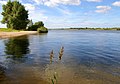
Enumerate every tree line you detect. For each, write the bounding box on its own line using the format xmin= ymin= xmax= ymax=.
xmin=1 ymin=0 xmax=48 ymax=33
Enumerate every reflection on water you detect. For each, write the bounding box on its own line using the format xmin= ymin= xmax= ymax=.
xmin=4 ymin=36 xmax=29 ymax=58
xmin=0 ymin=30 xmax=120 ymax=84
xmin=0 ymin=64 xmax=5 ymax=81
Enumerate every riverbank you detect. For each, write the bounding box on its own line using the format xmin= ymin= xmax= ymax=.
xmin=0 ymin=31 xmax=37 ymax=39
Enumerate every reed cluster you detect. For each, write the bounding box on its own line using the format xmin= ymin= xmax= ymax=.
xmin=49 ymin=46 xmax=64 ymax=84
xmin=50 ymin=46 xmax=64 ymax=63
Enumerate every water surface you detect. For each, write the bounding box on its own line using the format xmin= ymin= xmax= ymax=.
xmin=0 ymin=30 xmax=120 ymax=84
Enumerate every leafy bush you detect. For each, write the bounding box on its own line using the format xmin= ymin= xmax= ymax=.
xmin=37 ymin=27 xmax=48 ymax=33
xmin=27 ymin=25 xmax=38 ymax=31
xmin=34 ymin=21 xmax=44 ymax=28
xmin=27 ymin=21 xmax=44 ymax=31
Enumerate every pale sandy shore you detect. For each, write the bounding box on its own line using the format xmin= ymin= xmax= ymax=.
xmin=0 ymin=31 xmax=37 ymax=39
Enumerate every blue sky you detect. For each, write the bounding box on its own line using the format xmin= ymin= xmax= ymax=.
xmin=0 ymin=0 xmax=120 ymax=28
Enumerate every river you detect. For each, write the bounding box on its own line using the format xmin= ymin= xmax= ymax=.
xmin=0 ymin=30 xmax=120 ymax=84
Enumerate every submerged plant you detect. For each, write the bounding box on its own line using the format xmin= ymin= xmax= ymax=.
xmin=51 ymin=79 xmax=54 ymax=84
xmin=50 ymin=72 xmax=58 ymax=84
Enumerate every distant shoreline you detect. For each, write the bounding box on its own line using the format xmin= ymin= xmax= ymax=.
xmin=0 ymin=28 xmax=120 ymax=39
xmin=0 ymin=31 xmax=37 ymax=39
xmin=49 ymin=28 xmax=120 ymax=30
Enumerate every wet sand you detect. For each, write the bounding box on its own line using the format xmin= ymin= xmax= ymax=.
xmin=1 ymin=62 xmax=120 ymax=84
xmin=0 ymin=31 xmax=37 ymax=39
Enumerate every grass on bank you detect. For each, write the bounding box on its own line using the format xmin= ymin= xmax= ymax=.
xmin=0 ymin=28 xmax=20 ymax=32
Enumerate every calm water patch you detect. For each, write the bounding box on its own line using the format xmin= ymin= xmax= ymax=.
xmin=0 ymin=30 xmax=120 ymax=84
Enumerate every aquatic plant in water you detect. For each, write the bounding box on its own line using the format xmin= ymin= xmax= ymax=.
xmin=48 ymin=47 xmax=64 ymax=84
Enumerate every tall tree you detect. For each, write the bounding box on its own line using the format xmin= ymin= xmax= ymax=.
xmin=1 ymin=0 xmax=29 ymax=30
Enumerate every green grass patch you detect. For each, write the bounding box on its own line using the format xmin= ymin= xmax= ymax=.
xmin=0 ymin=28 xmax=20 ymax=32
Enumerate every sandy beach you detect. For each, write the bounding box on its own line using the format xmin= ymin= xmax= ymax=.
xmin=0 ymin=31 xmax=37 ymax=39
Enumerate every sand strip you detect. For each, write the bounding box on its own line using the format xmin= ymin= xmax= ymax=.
xmin=0 ymin=31 xmax=37 ymax=39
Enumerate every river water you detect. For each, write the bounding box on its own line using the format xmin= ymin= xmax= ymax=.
xmin=0 ymin=30 xmax=120 ymax=84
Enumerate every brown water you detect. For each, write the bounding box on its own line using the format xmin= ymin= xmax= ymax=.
xmin=0 ymin=30 xmax=120 ymax=84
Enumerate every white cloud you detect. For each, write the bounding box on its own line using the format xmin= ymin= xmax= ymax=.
xmin=24 ymin=4 xmax=35 ymax=11
xmin=19 ymin=0 xmax=23 ymax=3
xmin=95 ymin=6 xmax=111 ymax=13
xmin=86 ymin=0 xmax=102 ymax=2
xmin=28 ymin=10 xmax=48 ymax=23
xmin=33 ymin=0 xmax=43 ymax=5
xmin=0 ymin=23 xmax=6 ymax=28
xmin=23 ymin=4 xmax=48 ymax=23
xmin=112 ymin=1 xmax=120 ymax=7
xmin=0 ymin=1 xmax=7 ymax=5
xmin=33 ymin=0 xmax=81 ymax=7
xmin=56 ymin=6 xmax=72 ymax=15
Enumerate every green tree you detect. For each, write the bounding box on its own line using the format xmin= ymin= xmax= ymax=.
xmin=28 ymin=21 xmax=44 ymax=31
xmin=34 ymin=21 xmax=44 ymax=28
xmin=1 ymin=0 xmax=29 ymax=30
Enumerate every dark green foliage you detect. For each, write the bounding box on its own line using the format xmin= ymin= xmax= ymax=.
xmin=27 ymin=25 xmax=38 ymax=31
xmin=34 ymin=21 xmax=44 ymax=28
xmin=27 ymin=21 xmax=45 ymax=31
xmin=0 ymin=65 xmax=5 ymax=75
xmin=0 ymin=65 xmax=5 ymax=81
xmin=117 ymin=28 xmax=120 ymax=30
xmin=1 ymin=0 xmax=29 ymax=30
xmin=37 ymin=27 xmax=48 ymax=33
xmin=27 ymin=20 xmax=38 ymax=31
